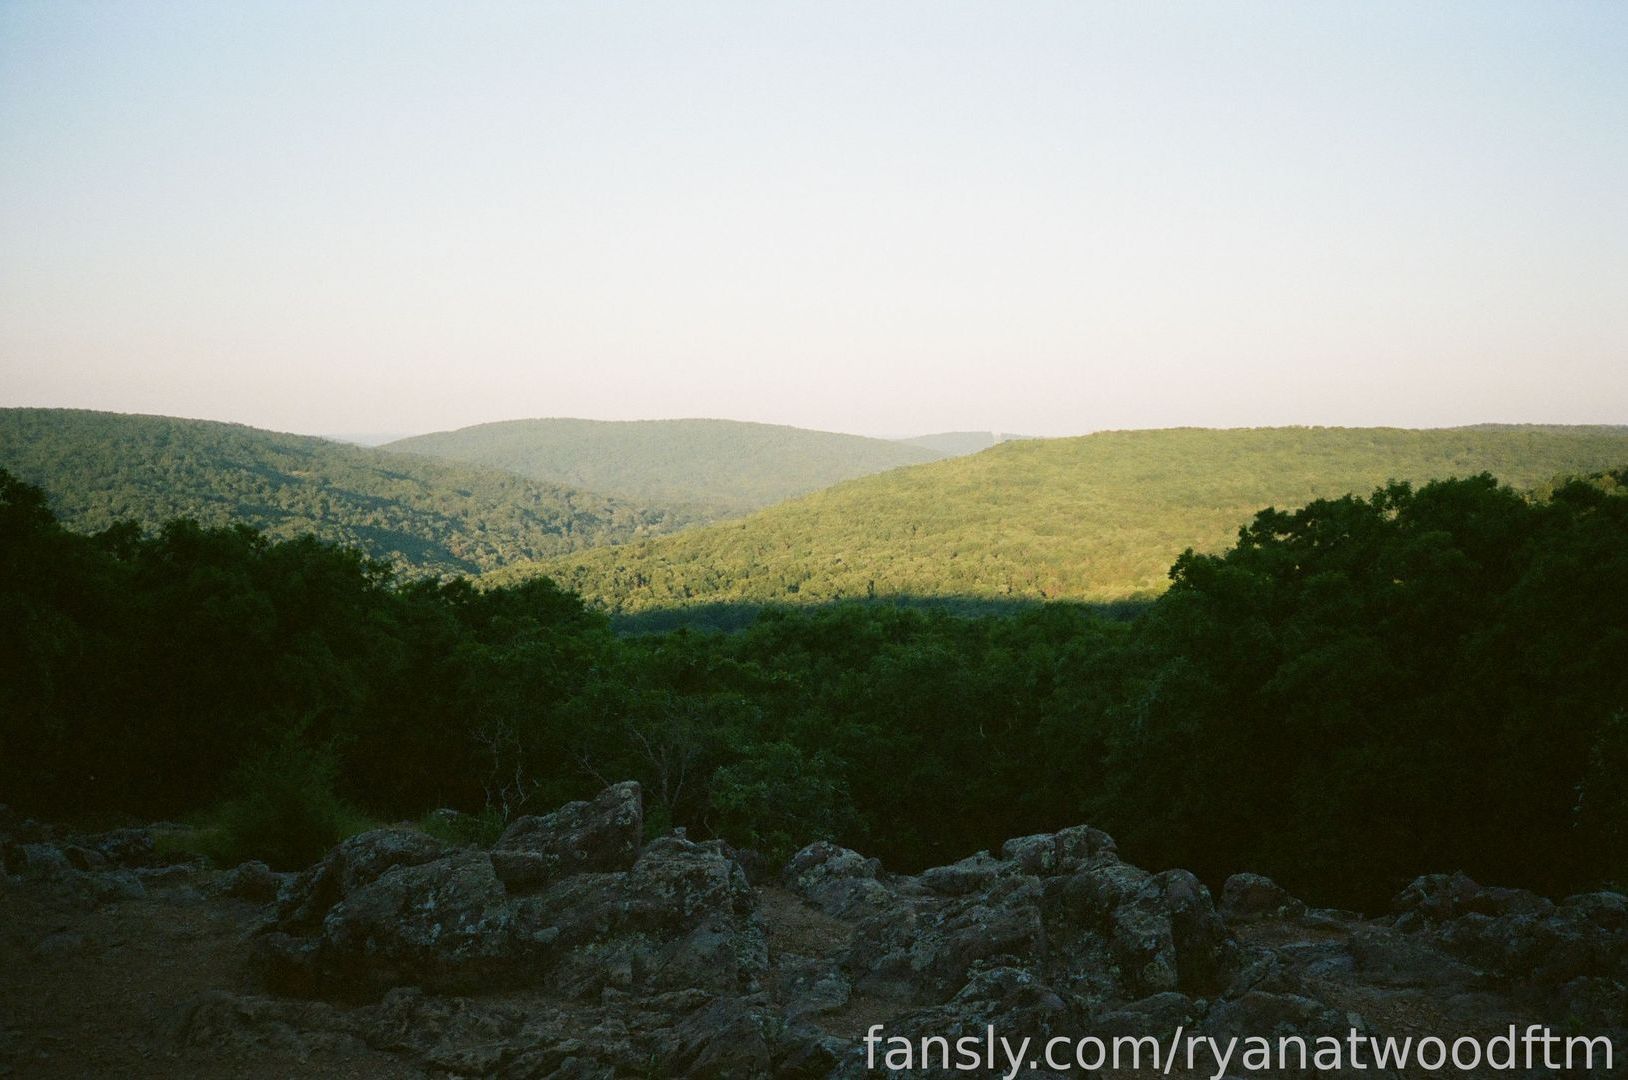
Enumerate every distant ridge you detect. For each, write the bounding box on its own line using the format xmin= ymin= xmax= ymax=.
xmin=323 ymin=431 xmax=417 ymax=447
xmin=385 ymin=418 xmax=945 ymax=516
xmin=0 ymin=408 xmax=699 ymax=577
xmin=499 ymin=425 xmax=1628 ymax=611
xmin=895 ymin=431 xmax=1034 ymax=456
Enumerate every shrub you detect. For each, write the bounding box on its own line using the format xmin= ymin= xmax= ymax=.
xmin=198 ymin=742 xmax=373 ymax=870
xmin=418 ymin=804 xmax=507 ymax=848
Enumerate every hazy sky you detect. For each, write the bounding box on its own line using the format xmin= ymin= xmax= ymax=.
xmin=2 ymin=2 xmax=1624 ymax=439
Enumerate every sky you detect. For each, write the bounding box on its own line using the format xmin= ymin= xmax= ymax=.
xmin=1 ymin=1 xmax=1625 ymax=440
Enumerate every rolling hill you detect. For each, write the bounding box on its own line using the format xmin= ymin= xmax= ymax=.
xmin=499 ymin=425 xmax=1628 ymax=610
xmin=894 ymin=430 xmax=1033 ymax=455
xmin=0 ymin=409 xmax=699 ymax=577
xmin=384 ymin=418 xmax=946 ymax=516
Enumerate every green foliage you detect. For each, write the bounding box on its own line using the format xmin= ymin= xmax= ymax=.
xmin=501 ymin=425 xmax=1628 ymax=611
xmin=709 ymin=744 xmax=855 ymax=864
xmin=0 ymin=408 xmax=700 ymax=578
xmin=419 ymin=806 xmax=509 ymax=849
xmin=1093 ymin=472 xmax=1628 ymax=906
xmin=385 ymin=417 xmax=945 ymax=517
xmin=3 ymin=463 xmax=1625 ymax=913
xmin=196 ymin=742 xmax=374 ymax=870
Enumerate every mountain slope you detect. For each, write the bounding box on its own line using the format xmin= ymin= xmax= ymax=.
xmin=384 ymin=418 xmax=946 ymax=515
xmin=499 ymin=425 xmax=1628 ymax=609
xmin=0 ymin=409 xmax=697 ymax=576
xmin=895 ymin=430 xmax=1032 ymax=455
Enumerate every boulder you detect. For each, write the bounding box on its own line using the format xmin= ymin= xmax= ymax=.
xmin=492 ymin=780 xmax=643 ymax=883
xmin=1220 ymin=872 xmax=1306 ymax=923
xmin=212 ymin=860 xmax=286 ymax=902
xmin=1109 ymin=870 xmax=1234 ymax=997
xmin=272 ymin=827 xmax=448 ymax=932
xmin=783 ymin=841 xmax=893 ymax=919
xmin=920 ymin=850 xmax=1006 ymax=897
xmin=1000 ymin=824 xmax=1117 ymax=877
xmin=257 ymin=783 xmax=764 ymax=1002
xmin=849 ymin=872 xmax=1047 ymax=1003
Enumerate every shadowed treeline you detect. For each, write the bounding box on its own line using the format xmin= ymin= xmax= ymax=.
xmin=608 ymin=596 xmax=1154 ymax=635
xmin=2 ymin=465 xmax=1625 ymax=911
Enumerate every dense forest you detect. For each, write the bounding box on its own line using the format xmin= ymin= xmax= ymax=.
xmin=386 ymin=417 xmax=946 ymax=516
xmin=4 ymin=464 xmax=1624 ymax=911
xmin=508 ymin=425 xmax=1628 ymax=614
xmin=0 ymin=409 xmax=700 ymax=577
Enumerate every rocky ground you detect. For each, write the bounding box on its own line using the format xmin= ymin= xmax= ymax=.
xmin=2 ymin=785 xmax=1624 ymax=1078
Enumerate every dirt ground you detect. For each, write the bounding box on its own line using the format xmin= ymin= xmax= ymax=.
xmin=0 ymin=875 xmax=416 ymax=1078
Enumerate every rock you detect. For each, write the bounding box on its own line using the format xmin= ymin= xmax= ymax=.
xmin=783 ymin=841 xmax=893 ymax=919
xmin=1000 ymin=824 xmax=1117 ymax=876
xmin=920 ymin=851 xmax=1006 ymax=896
xmin=82 ymin=868 xmax=146 ymax=904
xmin=1346 ymin=925 xmax=1482 ymax=989
xmin=12 ymin=843 xmax=74 ymax=883
xmin=662 ymin=994 xmax=774 ymax=1077
xmin=1110 ymin=869 xmax=1234 ymax=997
xmin=778 ymin=958 xmax=851 ymax=1021
xmin=134 ymin=865 xmax=195 ymax=889
xmin=260 ymin=850 xmax=538 ymax=996
xmin=849 ymin=873 xmax=1046 ymax=1003
xmin=165 ymin=989 xmax=365 ymax=1060
xmin=493 ymin=780 xmax=643 ymax=881
xmin=1425 ymin=892 xmax=1628 ymax=989
xmin=258 ymin=784 xmax=764 ymax=1002
xmin=1090 ymin=991 xmax=1203 ymax=1037
xmin=62 ymin=846 xmax=107 ymax=872
xmin=32 ymin=930 xmax=85 ymax=959
xmin=541 ymin=834 xmax=765 ymax=999
xmin=272 ymin=828 xmax=447 ymax=932
xmin=1391 ymin=871 xmax=1483 ymax=926
xmin=25 ymin=786 xmax=1621 ymax=1078
xmin=1204 ymin=991 xmax=1390 ymax=1076
xmin=1220 ymin=872 xmax=1306 ymax=923
xmin=835 ymin=965 xmax=1081 ymax=1079
xmin=212 ymin=860 xmax=286 ymax=902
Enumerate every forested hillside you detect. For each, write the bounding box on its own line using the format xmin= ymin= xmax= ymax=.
xmin=508 ymin=425 xmax=1628 ymax=610
xmin=0 ymin=409 xmax=698 ymax=576
xmin=385 ymin=417 xmax=945 ymax=515
xmin=4 ymin=466 xmax=1624 ymax=910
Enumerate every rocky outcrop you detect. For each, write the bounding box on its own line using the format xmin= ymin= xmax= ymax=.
xmin=254 ymin=781 xmax=766 ymax=1001
xmin=209 ymin=789 xmax=1628 ymax=1073
xmin=0 ymin=809 xmax=205 ymax=908
xmin=1220 ymin=871 xmax=1307 ymax=923
xmin=489 ymin=780 xmax=644 ymax=886
xmin=11 ymin=793 xmax=1626 ymax=1077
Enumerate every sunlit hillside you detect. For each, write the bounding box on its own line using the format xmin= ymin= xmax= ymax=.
xmin=503 ymin=425 xmax=1628 ymax=609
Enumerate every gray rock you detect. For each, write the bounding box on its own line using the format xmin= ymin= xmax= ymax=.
xmin=273 ymin=827 xmax=447 ymax=932
xmin=257 ymin=784 xmax=764 ymax=1003
xmin=1391 ymin=871 xmax=1483 ymax=925
xmin=493 ymin=780 xmax=643 ymax=881
xmin=212 ymin=860 xmax=285 ymax=902
xmin=1110 ymin=869 xmax=1234 ymax=997
xmin=848 ymin=873 xmax=1046 ymax=1003
xmin=783 ymin=840 xmax=893 ymax=919
xmin=32 ymin=930 xmax=85 ymax=959
xmin=1220 ymin=872 xmax=1306 ymax=923
xmin=13 ymin=843 xmax=74 ymax=882
xmin=920 ymin=851 xmax=1006 ymax=896
xmin=1000 ymin=824 xmax=1117 ymax=876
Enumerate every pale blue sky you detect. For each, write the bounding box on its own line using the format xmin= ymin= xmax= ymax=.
xmin=2 ymin=1 xmax=1624 ymax=438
